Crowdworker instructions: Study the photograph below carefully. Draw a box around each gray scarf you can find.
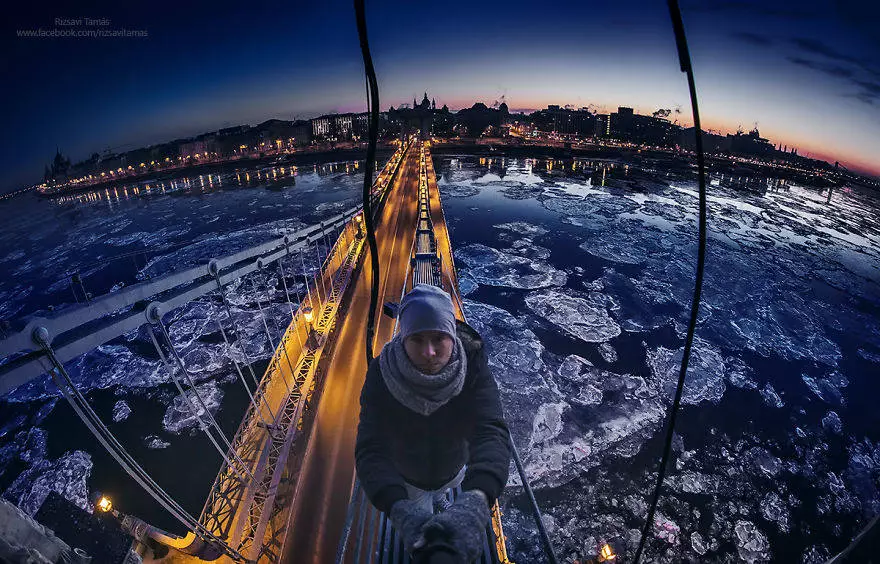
[379,334,468,416]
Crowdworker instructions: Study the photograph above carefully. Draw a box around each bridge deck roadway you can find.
[278,147,423,563]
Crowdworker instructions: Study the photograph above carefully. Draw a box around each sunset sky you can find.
[2,0,879,192]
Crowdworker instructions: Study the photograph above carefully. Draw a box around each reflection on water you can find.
[51,160,363,207]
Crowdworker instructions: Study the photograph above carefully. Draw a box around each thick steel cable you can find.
[299,245,316,311]
[34,335,244,561]
[213,273,263,390]
[825,514,880,563]
[215,318,274,426]
[249,276,296,395]
[147,323,245,478]
[278,259,306,351]
[155,320,252,479]
[632,1,708,561]
[314,239,328,303]
[249,276,279,350]
[354,0,382,364]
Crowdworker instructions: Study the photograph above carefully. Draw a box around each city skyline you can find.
[3,0,879,192]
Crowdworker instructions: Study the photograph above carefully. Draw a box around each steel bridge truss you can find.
[199,141,411,561]
[0,141,411,562]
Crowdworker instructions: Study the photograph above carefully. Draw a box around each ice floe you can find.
[525,289,621,343]
[802,372,848,405]
[645,339,726,405]
[439,184,480,198]
[162,380,224,434]
[455,244,567,289]
[760,383,784,408]
[144,435,171,449]
[822,411,843,435]
[112,400,131,423]
[734,520,771,563]
[597,343,618,363]
[4,450,92,516]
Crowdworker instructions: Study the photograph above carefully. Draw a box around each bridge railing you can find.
[199,140,412,561]
[0,140,412,562]
[0,144,409,396]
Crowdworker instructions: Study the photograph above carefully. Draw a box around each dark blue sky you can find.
[3,0,879,192]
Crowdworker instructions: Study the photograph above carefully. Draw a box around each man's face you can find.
[403,330,454,374]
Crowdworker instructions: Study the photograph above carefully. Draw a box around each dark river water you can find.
[1,153,878,562]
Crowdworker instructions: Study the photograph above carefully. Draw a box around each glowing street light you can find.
[303,306,314,325]
[97,496,113,513]
[598,543,616,562]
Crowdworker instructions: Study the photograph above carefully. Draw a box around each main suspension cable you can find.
[632,0,708,561]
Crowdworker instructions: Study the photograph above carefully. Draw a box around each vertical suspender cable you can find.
[249,274,296,395]
[632,1,708,561]
[154,319,253,480]
[278,257,306,351]
[354,0,382,364]
[32,330,245,562]
[213,271,265,391]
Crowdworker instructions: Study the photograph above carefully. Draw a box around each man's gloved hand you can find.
[390,498,432,552]
[417,490,490,563]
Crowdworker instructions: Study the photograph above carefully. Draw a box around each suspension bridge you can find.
[0,138,541,564]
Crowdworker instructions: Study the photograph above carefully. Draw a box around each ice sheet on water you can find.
[525,289,621,343]
[802,372,848,405]
[18,428,48,465]
[137,218,305,279]
[734,520,771,563]
[0,285,31,319]
[691,532,708,555]
[557,355,593,384]
[457,274,478,297]
[493,222,548,238]
[162,380,224,434]
[760,492,792,532]
[528,402,568,448]
[822,411,843,435]
[598,343,618,363]
[654,512,681,545]
[542,193,640,219]
[499,184,545,200]
[461,298,566,465]
[760,383,784,408]
[103,227,191,248]
[454,243,567,289]
[844,438,880,516]
[462,299,547,394]
[579,227,654,265]
[8,342,168,403]
[439,184,481,198]
[508,239,551,261]
[4,450,92,516]
[725,356,757,389]
[645,338,726,405]
[144,435,171,449]
[111,399,132,423]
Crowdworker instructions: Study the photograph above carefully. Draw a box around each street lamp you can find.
[354,213,364,238]
[302,306,320,349]
[598,543,616,562]
[97,495,113,513]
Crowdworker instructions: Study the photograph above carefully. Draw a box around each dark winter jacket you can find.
[355,320,511,514]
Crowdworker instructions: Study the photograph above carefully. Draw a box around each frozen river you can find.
[1,154,878,562]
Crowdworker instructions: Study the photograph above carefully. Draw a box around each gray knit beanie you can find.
[398,284,457,340]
